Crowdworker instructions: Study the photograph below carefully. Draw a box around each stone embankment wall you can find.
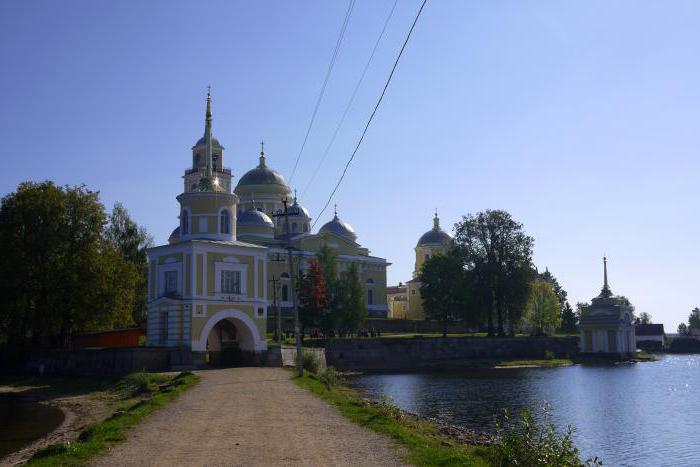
[325,336,579,371]
[26,348,173,375]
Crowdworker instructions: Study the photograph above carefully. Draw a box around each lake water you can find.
[350,354,700,467]
[0,396,64,459]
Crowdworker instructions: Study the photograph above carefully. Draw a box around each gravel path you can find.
[92,368,405,467]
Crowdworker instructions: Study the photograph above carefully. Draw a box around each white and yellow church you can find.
[145,93,388,363]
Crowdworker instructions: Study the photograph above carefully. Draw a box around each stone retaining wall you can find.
[26,347,172,376]
[325,336,579,371]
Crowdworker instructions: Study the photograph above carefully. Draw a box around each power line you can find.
[312,0,428,228]
[301,0,399,200]
[288,0,355,185]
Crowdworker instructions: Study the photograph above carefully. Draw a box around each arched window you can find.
[281,272,290,279]
[292,222,298,233]
[303,223,309,233]
[282,284,289,301]
[366,278,375,285]
[181,210,189,235]
[367,289,374,305]
[220,209,230,234]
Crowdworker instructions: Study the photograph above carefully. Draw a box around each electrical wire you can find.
[312,0,428,228]
[300,0,399,200]
[288,0,356,185]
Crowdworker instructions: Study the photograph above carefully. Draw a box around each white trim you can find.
[158,262,183,297]
[193,308,266,352]
[214,261,247,297]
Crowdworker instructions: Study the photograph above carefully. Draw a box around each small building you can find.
[579,257,636,356]
[386,283,408,319]
[635,323,665,351]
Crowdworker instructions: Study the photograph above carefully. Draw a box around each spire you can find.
[293,189,298,205]
[433,209,440,230]
[204,88,213,178]
[334,204,338,219]
[599,255,612,297]
[258,141,266,168]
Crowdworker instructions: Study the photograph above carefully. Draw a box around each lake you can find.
[350,354,700,467]
[0,396,64,459]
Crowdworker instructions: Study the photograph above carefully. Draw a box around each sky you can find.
[1,0,699,330]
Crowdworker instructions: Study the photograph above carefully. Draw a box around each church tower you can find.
[176,91,238,242]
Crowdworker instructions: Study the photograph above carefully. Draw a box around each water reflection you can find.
[350,355,700,467]
[0,396,64,459]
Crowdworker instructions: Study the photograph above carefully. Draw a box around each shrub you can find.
[667,337,700,353]
[119,372,170,397]
[544,350,555,360]
[302,350,321,374]
[319,367,343,388]
[492,404,602,467]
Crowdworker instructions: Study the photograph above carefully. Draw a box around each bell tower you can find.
[176,90,238,242]
[184,89,232,193]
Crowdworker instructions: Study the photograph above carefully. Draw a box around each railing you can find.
[184,167,232,175]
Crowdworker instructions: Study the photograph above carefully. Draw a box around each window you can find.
[220,210,230,234]
[221,270,241,294]
[303,223,308,232]
[181,210,189,235]
[367,289,374,305]
[425,254,430,261]
[282,284,289,301]
[292,222,297,233]
[411,289,416,295]
[164,271,178,294]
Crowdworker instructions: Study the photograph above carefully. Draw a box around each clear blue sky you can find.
[2,0,698,330]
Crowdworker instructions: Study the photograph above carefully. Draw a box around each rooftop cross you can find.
[259,140,266,168]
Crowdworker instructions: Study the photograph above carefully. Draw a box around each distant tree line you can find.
[0,181,151,359]
[418,209,578,337]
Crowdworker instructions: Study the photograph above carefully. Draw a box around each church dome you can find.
[194,136,224,149]
[235,149,290,195]
[417,212,451,247]
[168,226,181,244]
[237,208,274,228]
[291,197,310,219]
[319,210,357,241]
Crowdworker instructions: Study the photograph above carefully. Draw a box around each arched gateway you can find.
[194,309,266,367]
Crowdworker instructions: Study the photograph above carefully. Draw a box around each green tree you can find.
[419,253,466,337]
[335,264,366,334]
[678,323,689,336]
[503,265,534,335]
[538,268,575,332]
[688,307,700,331]
[560,302,578,333]
[453,210,534,336]
[638,312,652,325]
[526,281,561,336]
[297,259,329,331]
[105,203,153,326]
[0,182,136,358]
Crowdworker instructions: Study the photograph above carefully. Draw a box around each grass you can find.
[26,371,199,466]
[292,371,491,466]
[495,359,574,368]
[632,351,659,362]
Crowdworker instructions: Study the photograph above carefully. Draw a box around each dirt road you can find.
[92,368,404,466]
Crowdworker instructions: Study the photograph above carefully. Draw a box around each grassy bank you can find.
[26,372,199,466]
[292,372,491,466]
[495,358,574,368]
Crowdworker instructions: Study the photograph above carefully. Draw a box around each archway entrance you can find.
[197,309,265,367]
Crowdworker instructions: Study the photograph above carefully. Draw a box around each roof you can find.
[387,285,407,295]
[236,166,289,190]
[417,228,451,247]
[194,136,224,149]
[319,215,357,241]
[635,323,665,336]
[237,208,274,228]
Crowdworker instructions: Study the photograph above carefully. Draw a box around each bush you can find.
[119,372,170,397]
[544,350,555,360]
[319,367,343,388]
[302,350,321,374]
[492,404,602,467]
